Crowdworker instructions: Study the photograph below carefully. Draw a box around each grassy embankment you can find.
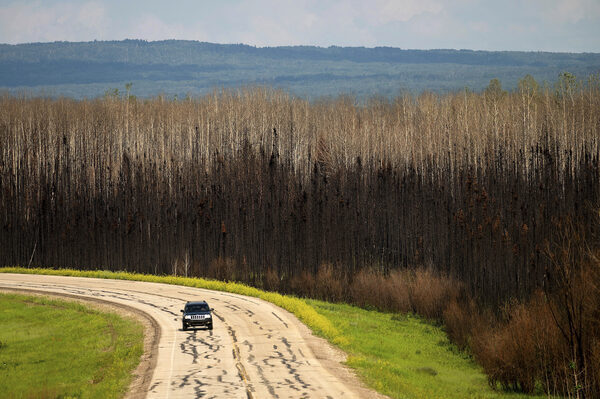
[0,267,542,399]
[0,291,143,399]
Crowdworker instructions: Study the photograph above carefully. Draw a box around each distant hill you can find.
[0,40,599,99]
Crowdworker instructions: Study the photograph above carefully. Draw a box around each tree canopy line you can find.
[2,40,597,66]
[1,40,598,98]
[2,74,600,395]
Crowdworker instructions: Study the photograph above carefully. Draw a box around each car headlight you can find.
[184,315,191,319]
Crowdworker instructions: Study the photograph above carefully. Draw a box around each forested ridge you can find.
[3,40,597,65]
[1,40,598,98]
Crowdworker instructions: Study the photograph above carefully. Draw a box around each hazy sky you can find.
[0,0,599,52]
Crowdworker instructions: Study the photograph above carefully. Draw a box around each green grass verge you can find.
[306,300,544,399]
[0,267,542,399]
[0,292,143,399]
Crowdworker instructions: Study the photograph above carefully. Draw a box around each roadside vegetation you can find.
[1,72,599,396]
[307,300,544,399]
[0,292,143,399]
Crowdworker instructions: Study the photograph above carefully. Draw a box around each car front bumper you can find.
[184,318,212,327]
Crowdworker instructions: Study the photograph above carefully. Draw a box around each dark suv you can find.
[181,301,213,331]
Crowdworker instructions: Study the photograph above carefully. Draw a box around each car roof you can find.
[186,301,208,305]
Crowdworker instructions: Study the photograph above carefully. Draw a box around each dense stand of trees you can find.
[2,76,599,309]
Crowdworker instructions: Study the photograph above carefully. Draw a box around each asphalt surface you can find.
[0,273,379,399]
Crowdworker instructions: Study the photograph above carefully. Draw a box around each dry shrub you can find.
[471,291,566,394]
[385,270,413,313]
[290,271,316,298]
[442,298,482,350]
[350,267,460,318]
[409,269,461,319]
[466,230,600,397]
[349,268,411,312]
[262,268,280,292]
[349,269,385,309]
[315,263,344,302]
[207,257,236,281]
[543,226,600,396]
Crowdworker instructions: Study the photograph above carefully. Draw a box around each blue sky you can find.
[0,0,599,52]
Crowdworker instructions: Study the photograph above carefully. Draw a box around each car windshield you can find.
[186,304,209,312]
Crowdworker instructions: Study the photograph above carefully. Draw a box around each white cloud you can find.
[361,0,443,24]
[207,0,444,47]
[537,0,600,24]
[245,14,298,45]
[470,21,490,33]
[407,11,458,39]
[126,14,186,41]
[0,1,107,43]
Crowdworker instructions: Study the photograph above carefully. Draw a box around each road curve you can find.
[0,273,383,399]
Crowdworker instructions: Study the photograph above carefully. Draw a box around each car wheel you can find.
[208,323,213,330]
[182,322,187,331]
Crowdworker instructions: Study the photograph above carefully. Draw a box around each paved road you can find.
[0,273,379,399]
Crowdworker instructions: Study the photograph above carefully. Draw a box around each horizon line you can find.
[1,39,598,55]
